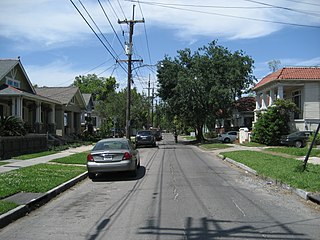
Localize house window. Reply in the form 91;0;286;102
6;77;21;88
292;90;302;119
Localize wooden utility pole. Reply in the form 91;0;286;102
118;5;144;139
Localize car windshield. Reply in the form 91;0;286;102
93;140;129;151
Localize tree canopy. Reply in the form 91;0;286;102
73;74;118;101
157;40;255;141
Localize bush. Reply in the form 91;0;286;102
0;116;27;136
251;99;299;146
204;131;218;139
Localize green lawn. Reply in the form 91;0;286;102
200;143;232;150
240;142;266;147
222;150;320;192
50;152;88;165
0;162;9;166
0;163;86;215
265;147;320;157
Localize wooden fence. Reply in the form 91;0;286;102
0;134;48;160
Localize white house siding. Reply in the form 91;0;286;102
304;82;320;119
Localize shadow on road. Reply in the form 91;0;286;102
91;166;146;182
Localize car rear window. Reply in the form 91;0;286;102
93;141;129;151
138;131;151;136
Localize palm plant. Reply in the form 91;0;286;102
0;116;27;136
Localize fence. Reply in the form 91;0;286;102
0;134;48;160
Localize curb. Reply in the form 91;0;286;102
0;172;88;229
217;154;319;205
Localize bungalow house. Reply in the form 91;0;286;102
35;86;86;137
253;67;320;131
0;58;86;138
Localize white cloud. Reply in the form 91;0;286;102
1;0;319;49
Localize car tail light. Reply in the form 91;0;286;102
123;152;132;160
87;154;94;162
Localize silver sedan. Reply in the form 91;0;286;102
87;138;140;179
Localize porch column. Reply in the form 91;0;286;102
255;95;261;110
48;104;56;134
35;101;42;133
50;104;55;124
261;92;267;110
11;98;16;116
277;85;284;99
35;102;42;123
269;89;274;106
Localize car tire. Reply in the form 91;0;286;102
295;140;303;148
224;138;231;143
88;172;96;180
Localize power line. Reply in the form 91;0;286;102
98;0;126;51
126;0;320;28
69;0;128;73
78;0;120;58
137;0;153;65
243;0;320;17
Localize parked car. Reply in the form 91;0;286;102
280;131;313;148
135;130;156;147
87;138;140;179
217;131;238;143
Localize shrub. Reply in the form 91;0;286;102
0;116;27;136
251;99;299;146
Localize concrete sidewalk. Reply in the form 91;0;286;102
0;145;93;173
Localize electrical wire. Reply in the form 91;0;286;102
126;0;320;28
69;0;128;73
98;0;126;51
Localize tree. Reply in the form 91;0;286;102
73;74;118;101
157;40;255;141
96;87;149;135
268;60;281;73
251;99;299;145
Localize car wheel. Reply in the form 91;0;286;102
88;172;96;179
224;138;231;143
295;140;303;148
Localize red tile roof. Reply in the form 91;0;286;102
253;67;320;90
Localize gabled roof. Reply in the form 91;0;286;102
82;93;92;106
0;58;36;94
36;86;86;109
253;67;320;90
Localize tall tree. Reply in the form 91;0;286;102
73;74;118;100
157;40;255;141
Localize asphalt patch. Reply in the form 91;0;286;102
4;192;46;205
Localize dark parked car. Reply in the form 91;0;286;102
280;131;313;148
87;138;140;179
135;130;156;147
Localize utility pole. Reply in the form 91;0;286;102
118;5;144;139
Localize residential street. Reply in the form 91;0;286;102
0;134;320;240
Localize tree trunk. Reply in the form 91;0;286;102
196;124;204;142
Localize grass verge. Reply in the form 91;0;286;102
0;163;86;214
222;150;320;192
200;143;232;150
265;147;320;157
50;152;88;165
0;162;9;166
240;142;266;147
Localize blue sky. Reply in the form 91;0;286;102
1;0;320;94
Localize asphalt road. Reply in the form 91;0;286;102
1;133;320;239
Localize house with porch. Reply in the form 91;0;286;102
253;67;320;131
81;93;103;132
0;58;86;138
